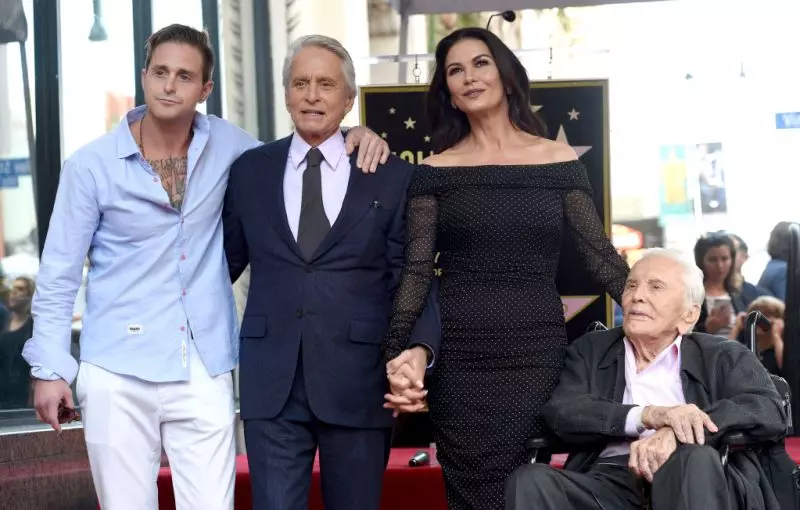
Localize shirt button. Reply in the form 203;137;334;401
181;218;185;224
153;177;158;183
180;326;186;332
182;289;187;296
180;254;186;260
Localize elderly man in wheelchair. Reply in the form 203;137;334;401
506;248;798;510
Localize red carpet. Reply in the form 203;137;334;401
153;440;800;509
157;448;446;510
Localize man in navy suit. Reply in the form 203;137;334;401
223;35;441;510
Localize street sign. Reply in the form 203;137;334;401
0;158;29;175
0;176;18;188
0;158;30;188
776;112;800;130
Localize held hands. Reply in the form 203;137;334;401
344;126;391;173
641;404;718;445
383;347;428;417
629;427;678;482
33;379;77;433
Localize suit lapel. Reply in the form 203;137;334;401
312;153;375;260
259;136;304;260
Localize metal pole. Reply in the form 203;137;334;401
786;223;800;433
201;0;223;117
252;0;274;141
132;0;152;107
397;11;409;84
19;41;36;210
32;0;61;255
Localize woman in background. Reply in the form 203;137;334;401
382;27;629;509
759;221;793;301
693;233;765;336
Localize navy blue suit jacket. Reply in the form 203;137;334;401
223;134;441;429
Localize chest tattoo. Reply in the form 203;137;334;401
149;156;188;210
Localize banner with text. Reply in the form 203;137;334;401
360;80;612;340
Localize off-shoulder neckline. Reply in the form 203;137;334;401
418;159;582;170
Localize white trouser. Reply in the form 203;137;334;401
76;342;236;510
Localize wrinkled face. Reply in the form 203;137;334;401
285;46;353;145
444;38;506;116
702;245;732;285
142;42;212;122
622;256;699;339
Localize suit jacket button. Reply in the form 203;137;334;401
305;266;313;273
296;309;303;318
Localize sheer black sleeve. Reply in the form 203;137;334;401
563;188;629;304
382;194;439;362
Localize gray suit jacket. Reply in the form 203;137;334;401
542;327;787;473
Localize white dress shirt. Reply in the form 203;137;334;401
284;131;350;240
600;336;686;457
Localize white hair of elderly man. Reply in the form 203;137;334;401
636;248;706;309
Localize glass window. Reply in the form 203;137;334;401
0;0;37;416
60;0;136;158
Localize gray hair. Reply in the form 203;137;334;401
636;248;706;310
282;35;356;97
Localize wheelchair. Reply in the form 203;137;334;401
522;314;797;509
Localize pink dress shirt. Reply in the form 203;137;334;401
600;336;686;458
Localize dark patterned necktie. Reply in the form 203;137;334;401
297;147;330;260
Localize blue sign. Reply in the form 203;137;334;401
0;158;30;177
0;176;19;188
776;112;800;130
0;158;29;189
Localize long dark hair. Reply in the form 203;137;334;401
427;27;547;153
694;234;739;293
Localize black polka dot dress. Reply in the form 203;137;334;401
383;161;629;510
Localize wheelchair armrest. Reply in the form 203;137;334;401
524;437;553;451
525;435;575;464
720;431;784;450
721;432;752;448
718;431;786;467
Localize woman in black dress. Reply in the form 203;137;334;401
382;28;629;509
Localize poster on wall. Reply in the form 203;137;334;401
691;142;727;214
359;80;613;341
659;145;692;216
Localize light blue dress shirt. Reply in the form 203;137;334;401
22;106;262;384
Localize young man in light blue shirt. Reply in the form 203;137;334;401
22;24;389;509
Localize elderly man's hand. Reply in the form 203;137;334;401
642;404;718;444
629;427;678;482
383;347;428;417
344;126;391;173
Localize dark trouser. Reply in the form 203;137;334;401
243;356;392;510
506;445;729;510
